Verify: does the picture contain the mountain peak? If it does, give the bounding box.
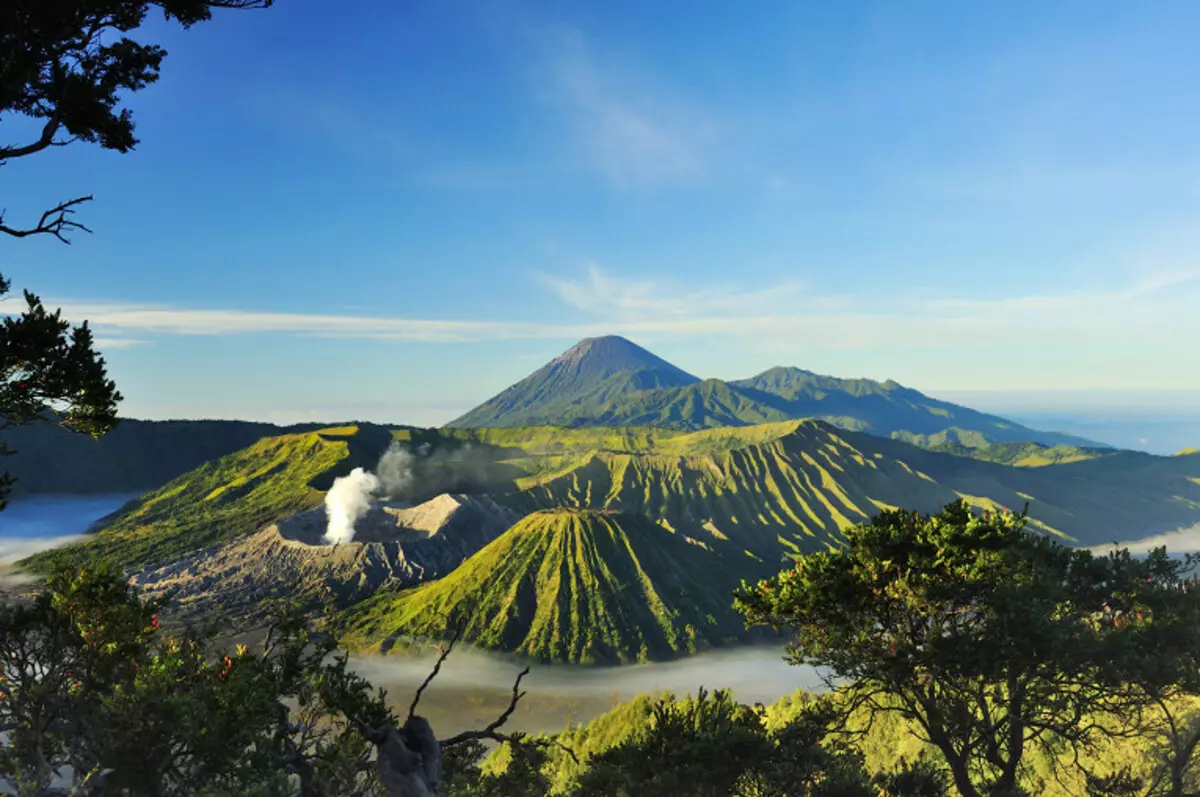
[550,335,697,381]
[445,335,699,429]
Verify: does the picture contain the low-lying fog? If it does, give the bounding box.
[1,494,139,586]
[1088,522,1200,557]
[348,644,824,739]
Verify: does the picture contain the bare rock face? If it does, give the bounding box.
[130,493,523,626]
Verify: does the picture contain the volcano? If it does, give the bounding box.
[131,493,523,627]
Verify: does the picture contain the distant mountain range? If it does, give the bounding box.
[448,336,1102,449]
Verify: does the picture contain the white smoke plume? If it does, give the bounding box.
[323,467,381,544]
[322,440,498,543]
[375,442,415,499]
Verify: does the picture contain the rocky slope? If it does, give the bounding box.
[130,493,522,627]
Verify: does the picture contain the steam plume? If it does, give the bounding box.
[323,467,381,544]
[375,442,415,499]
[322,440,497,543]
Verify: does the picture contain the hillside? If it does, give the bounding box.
[500,420,1200,555]
[337,508,751,664]
[26,420,1200,578]
[22,425,380,572]
[0,418,315,496]
[447,336,1100,448]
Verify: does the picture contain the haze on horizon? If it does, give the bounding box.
[3,0,1199,430]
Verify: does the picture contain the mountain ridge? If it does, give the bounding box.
[446,336,1102,449]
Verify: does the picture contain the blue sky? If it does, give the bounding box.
[3,0,1200,426]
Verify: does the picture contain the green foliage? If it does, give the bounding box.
[442,741,554,797]
[0,278,121,510]
[0,565,398,796]
[338,509,750,663]
[0,0,273,239]
[735,501,1200,797]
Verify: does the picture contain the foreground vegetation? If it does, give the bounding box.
[8,501,1200,796]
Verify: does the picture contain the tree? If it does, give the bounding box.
[0,1,273,507]
[567,688,877,797]
[0,566,400,796]
[0,567,569,797]
[734,501,1200,797]
[0,282,121,509]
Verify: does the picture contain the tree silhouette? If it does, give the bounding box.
[0,0,274,507]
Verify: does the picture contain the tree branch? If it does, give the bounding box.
[0,196,94,243]
[0,116,63,162]
[439,666,530,749]
[407,627,461,723]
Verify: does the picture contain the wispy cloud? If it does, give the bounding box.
[0,298,562,343]
[3,266,1197,383]
[93,337,149,350]
[544,30,717,188]
[538,264,806,318]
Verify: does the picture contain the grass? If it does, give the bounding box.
[21,426,369,572]
[25,418,1200,597]
[336,508,752,664]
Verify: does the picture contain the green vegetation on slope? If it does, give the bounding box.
[337,508,750,664]
[498,419,1200,553]
[923,438,1107,467]
[27,418,1200,582]
[21,426,379,572]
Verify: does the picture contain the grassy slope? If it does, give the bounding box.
[24,419,1199,581]
[502,421,1200,552]
[923,439,1108,467]
[337,508,749,664]
[21,425,388,572]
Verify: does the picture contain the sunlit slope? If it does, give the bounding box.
[25,418,1199,578]
[839,430,1200,545]
[504,421,1200,551]
[22,425,392,572]
[449,336,701,429]
[338,508,750,664]
[504,421,962,557]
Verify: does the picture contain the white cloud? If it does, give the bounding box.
[3,265,1197,390]
[545,30,717,188]
[538,264,806,318]
[93,337,149,349]
[0,298,564,343]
